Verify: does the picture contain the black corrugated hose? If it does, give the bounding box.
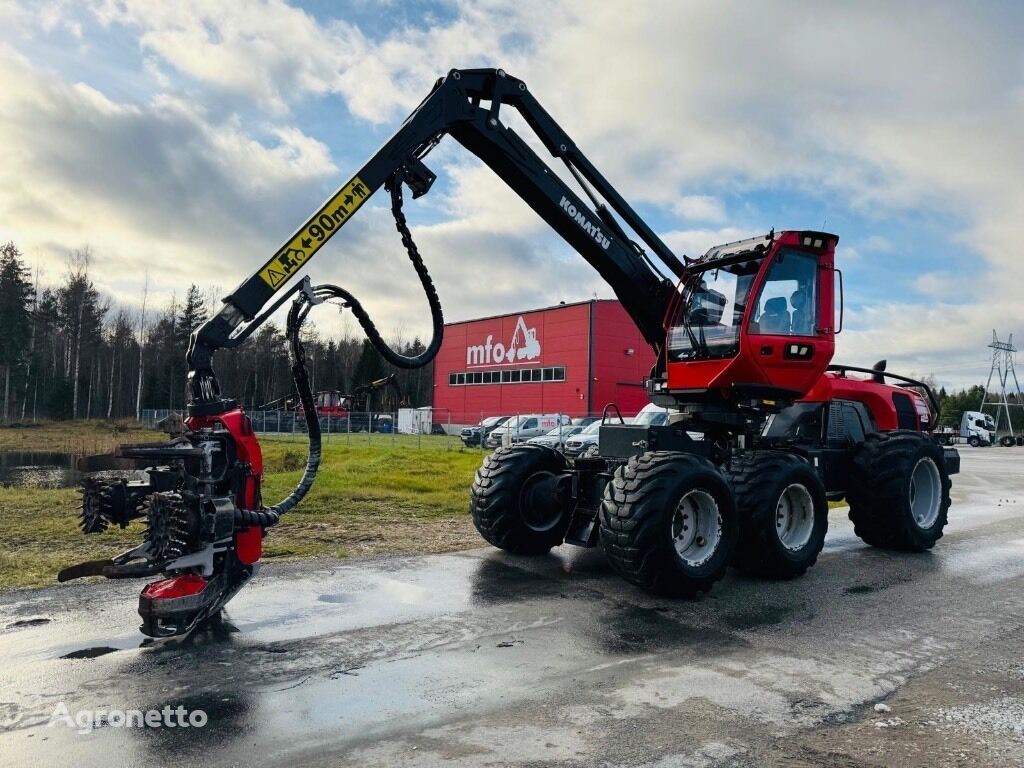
[234,170,444,528]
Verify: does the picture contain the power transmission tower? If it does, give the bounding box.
[980,330,1023,444]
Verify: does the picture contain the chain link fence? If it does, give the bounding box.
[141,408,460,450]
[140,406,640,452]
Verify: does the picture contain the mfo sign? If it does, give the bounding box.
[466,316,541,367]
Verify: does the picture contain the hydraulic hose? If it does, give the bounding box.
[234,169,443,528]
[234,295,321,528]
[313,174,444,369]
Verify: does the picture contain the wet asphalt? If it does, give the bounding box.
[1,447,1024,767]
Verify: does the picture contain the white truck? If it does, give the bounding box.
[936,410,996,447]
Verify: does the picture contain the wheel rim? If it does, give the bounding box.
[519,471,562,532]
[670,489,722,567]
[909,457,942,529]
[775,483,815,551]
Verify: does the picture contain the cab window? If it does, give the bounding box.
[749,251,818,336]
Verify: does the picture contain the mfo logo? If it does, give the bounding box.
[466,316,541,367]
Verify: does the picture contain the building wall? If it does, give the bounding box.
[591,301,657,416]
[432,300,656,427]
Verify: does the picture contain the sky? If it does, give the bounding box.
[0,0,1021,389]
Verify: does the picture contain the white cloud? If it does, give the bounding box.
[672,195,726,223]
[913,272,959,299]
[0,45,336,305]
[661,227,758,261]
[3,1,1023,390]
[862,235,895,253]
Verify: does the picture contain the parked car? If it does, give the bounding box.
[461,415,510,447]
[562,419,604,458]
[527,424,586,449]
[563,404,670,458]
[485,413,571,448]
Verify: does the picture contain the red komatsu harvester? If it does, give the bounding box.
[62,69,958,636]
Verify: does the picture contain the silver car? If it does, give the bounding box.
[562,419,604,458]
[563,405,671,458]
[526,424,585,449]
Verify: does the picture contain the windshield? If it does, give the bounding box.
[480,416,501,427]
[543,425,580,437]
[633,408,669,426]
[580,420,603,435]
[668,257,763,361]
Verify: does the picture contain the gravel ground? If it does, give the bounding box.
[0,446,1022,767]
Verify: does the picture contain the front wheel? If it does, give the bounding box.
[968,435,981,447]
[727,451,828,579]
[470,445,570,554]
[599,452,737,597]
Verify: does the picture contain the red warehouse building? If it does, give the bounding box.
[432,299,656,428]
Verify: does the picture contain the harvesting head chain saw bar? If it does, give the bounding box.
[61,68,684,637]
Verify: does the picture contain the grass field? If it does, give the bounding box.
[0,422,850,591]
[0,422,485,590]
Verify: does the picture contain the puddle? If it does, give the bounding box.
[60,646,120,659]
[0,449,149,488]
[0,451,79,488]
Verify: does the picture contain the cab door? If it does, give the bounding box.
[745,244,835,398]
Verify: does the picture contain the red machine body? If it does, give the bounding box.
[802,372,934,432]
[663,230,837,401]
[185,408,264,564]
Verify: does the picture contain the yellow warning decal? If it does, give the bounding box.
[258,175,370,290]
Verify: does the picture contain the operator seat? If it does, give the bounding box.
[790,289,811,335]
[759,296,791,334]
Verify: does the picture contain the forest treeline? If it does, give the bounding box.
[0,242,433,421]
[0,241,1019,426]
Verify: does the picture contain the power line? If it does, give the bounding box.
[980,330,1023,442]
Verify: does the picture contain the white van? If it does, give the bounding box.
[486,414,571,447]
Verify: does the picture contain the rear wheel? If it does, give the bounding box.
[1001,435,1016,447]
[727,451,828,579]
[847,431,951,551]
[599,452,737,597]
[470,445,569,554]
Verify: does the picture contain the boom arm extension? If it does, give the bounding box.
[187,68,684,411]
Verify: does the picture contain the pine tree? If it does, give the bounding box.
[177,284,208,344]
[351,339,387,392]
[0,242,33,421]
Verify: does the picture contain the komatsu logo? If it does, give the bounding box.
[467,316,541,367]
[559,196,611,250]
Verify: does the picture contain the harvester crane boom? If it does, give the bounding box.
[62,67,962,640]
[187,68,683,411]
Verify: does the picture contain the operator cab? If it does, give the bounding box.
[660,230,839,405]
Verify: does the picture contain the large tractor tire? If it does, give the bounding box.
[470,445,569,555]
[727,451,828,579]
[599,452,737,597]
[847,431,951,552]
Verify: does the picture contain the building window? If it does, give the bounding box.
[447,366,567,386]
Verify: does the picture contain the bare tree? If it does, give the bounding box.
[136,271,148,420]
